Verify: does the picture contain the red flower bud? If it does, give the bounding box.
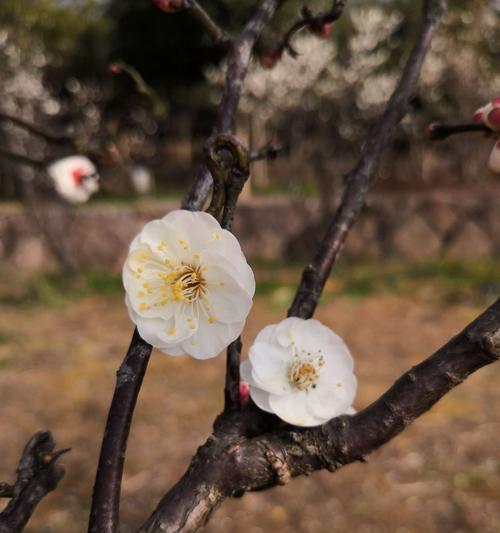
[108,63,122,74]
[487,108,500,130]
[153,0,183,12]
[259,49,281,70]
[491,97,500,106]
[239,380,250,406]
[472,110,483,123]
[310,22,333,39]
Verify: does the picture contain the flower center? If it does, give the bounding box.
[288,350,325,391]
[171,264,206,303]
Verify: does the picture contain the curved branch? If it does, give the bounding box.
[181,0,280,211]
[288,0,448,319]
[0,432,68,533]
[88,330,152,533]
[139,298,500,532]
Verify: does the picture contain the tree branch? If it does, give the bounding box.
[427,121,492,141]
[139,297,500,532]
[288,0,448,319]
[187,0,229,44]
[0,432,69,533]
[181,0,280,211]
[0,146,45,168]
[0,111,75,146]
[88,329,152,533]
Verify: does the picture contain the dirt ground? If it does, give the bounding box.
[0,281,499,532]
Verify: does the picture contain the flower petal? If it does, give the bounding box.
[269,392,324,427]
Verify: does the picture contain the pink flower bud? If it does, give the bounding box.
[486,108,500,131]
[239,380,250,406]
[488,140,500,174]
[259,49,281,70]
[108,63,122,74]
[491,97,500,106]
[472,108,484,123]
[310,22,333,39]
[153,0,183,12]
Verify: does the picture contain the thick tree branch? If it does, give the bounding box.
[427,121,492,141]
[88,329,152,533]
[140,298,500,532]
[288,0,448,319]
[181,0,280,211]
[0,432,68,533]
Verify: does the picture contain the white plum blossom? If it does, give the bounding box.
[241,317,357,427]
[122,210,255,359]
[47,155,99,204]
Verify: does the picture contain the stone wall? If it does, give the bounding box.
[1,186,499,272]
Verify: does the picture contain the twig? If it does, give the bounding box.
[288,0,448,319]
[276,0,346,58]
[187,0,229,44]
[427,121,492,141]
[139,297,500,532]
[249,140,283,162]
[109,61,167,117]
[181,0,280,211]
[0,432,69,533]
[0,111,75,146]
[88,329,152,533]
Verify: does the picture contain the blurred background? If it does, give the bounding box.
[0,0,499,532]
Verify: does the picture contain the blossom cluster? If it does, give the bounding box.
[122,210,357,426]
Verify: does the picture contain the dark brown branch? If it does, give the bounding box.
[88,329,152,533]
[181,0,280,211]
[0,432,68,533]
[276,0,346,58]
[139,298,500,532]
[0,111,74,145]
[288,0,448,319]
[427,121,492,141]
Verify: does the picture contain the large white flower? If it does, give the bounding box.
[47,155,99,204]
[123,210,255,359]
[241,317,357,427]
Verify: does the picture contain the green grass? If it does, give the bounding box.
[0,258,498,308]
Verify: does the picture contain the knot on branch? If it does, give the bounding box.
[0,431,69,532]
[204,134,250,229]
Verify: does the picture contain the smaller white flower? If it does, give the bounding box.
[123,210,255,359]
[241,317,357,427]
[488,140,500,174]
[47,155,99,204]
